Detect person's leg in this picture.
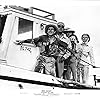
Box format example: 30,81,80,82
56,57,64,78
34,65,43,72
51,66,56,76
50,57,56,76
34,60,43,73
45,64,56,76
82,66,89,84
70,62,77,81
44,57,55,76
45,64,50,75
34,55,45,73
63,66,71,80
77,64,81,82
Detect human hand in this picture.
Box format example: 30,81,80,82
59,57,65,63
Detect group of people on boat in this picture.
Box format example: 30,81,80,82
19,22,95,84
33,22,95,84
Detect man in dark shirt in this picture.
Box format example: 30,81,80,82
34,24,59,76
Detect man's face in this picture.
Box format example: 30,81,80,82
82,35,89,43
57,25,64,32
47,27,55,36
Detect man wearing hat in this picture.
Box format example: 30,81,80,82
57,22,65,33
34,24,59,76
17,24,59,76
55,22,72,78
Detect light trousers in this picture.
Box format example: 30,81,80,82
77,64,89,84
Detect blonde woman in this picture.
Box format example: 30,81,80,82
77,34,95,84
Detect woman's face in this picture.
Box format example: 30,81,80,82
82,34,89,43
47,27,55,36
70,36,76,42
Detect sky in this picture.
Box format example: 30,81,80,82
0,0,100,67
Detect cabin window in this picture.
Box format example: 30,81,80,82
0,15,7,43
18,18,33,41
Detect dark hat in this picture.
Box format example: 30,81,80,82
45,24,58,35
68,30,75,33
57,22,65,27
67,30,75,33
81,34,90,42
63,28,75,33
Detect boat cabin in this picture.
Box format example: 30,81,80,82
0,5,57,71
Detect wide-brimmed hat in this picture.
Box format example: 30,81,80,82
57,22,65,28
63,29,75,37
64,28,75,33
81,34,90,42
45,24,58,35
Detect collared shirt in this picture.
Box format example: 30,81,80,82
56,33,72,49
55,33,72,59
76,43,95,66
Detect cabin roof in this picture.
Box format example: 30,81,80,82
0,5,57,22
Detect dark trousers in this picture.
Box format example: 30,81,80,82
56,56,64,78
63,57,77,81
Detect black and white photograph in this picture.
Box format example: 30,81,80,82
0,0,100,99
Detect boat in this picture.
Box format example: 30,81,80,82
0,5,99,90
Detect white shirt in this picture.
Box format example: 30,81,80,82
56,33,72,59
77,43,95,66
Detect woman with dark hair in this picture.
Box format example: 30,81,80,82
63,34,79,82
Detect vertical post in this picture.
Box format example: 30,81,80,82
93,75,96,86
28,7,33,14
52,14,55,20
